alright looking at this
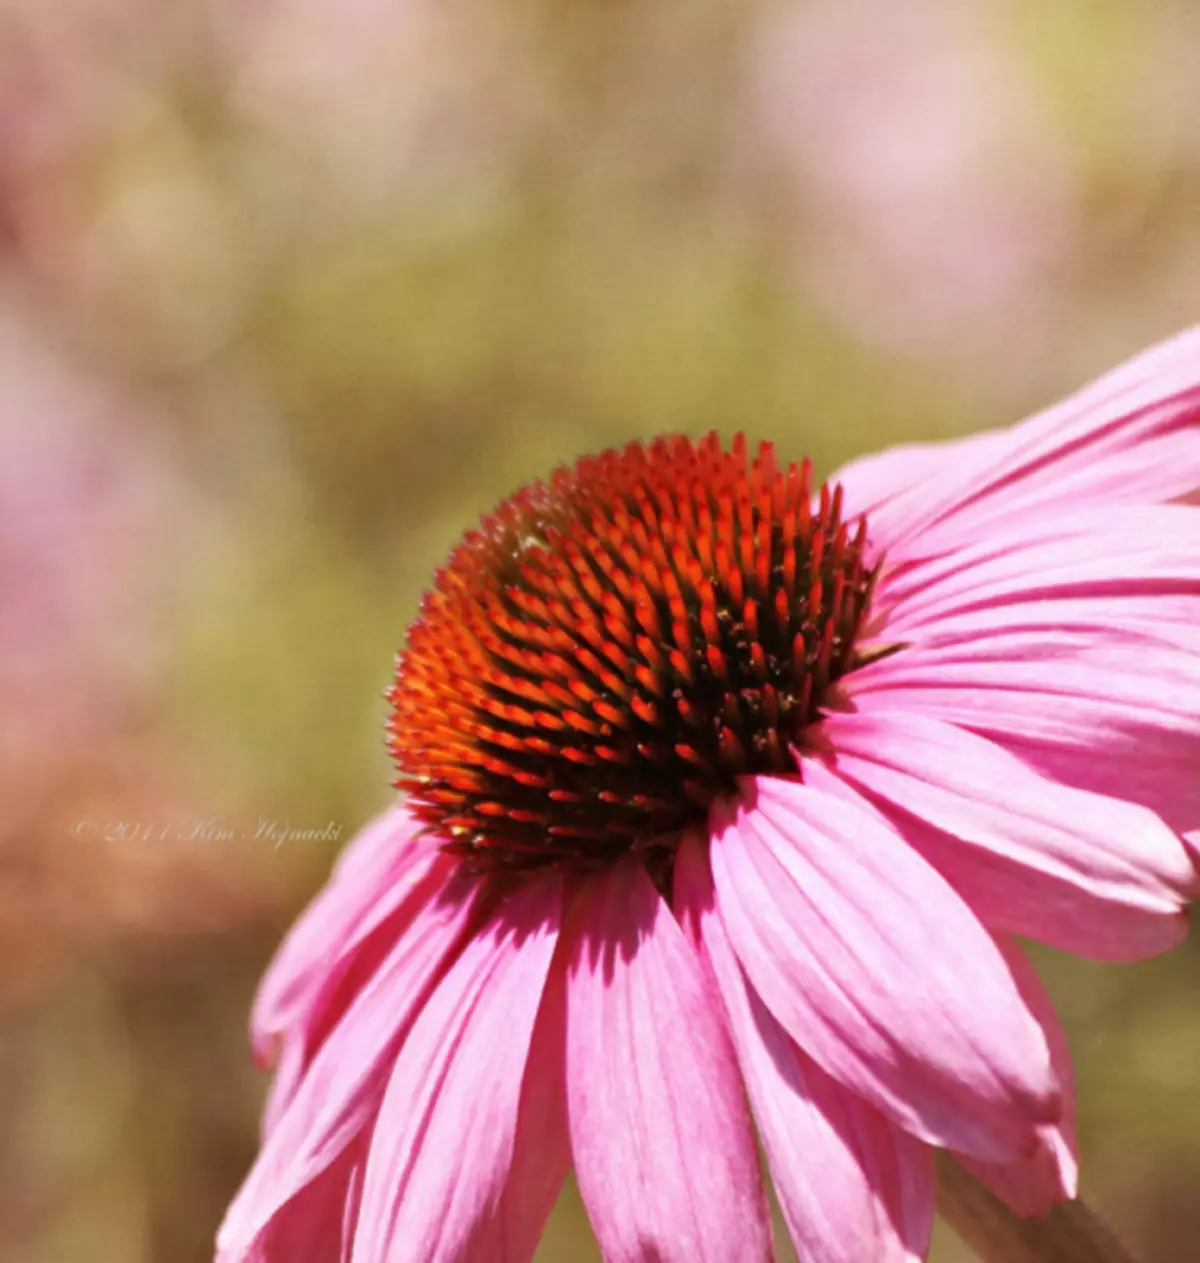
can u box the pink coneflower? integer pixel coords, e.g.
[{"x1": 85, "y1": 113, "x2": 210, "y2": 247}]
[
  {"x1": 219, "y1": 328, "x2": 1200, "y2": 1262},
  {"x1": 221, "y1": 0, "x2": 543, "y2": 215},
  {"x1": 742, "y1": 0, "x2": 1078, "y2": 361}
]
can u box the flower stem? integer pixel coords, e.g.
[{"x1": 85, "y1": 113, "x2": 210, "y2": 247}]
[{"x1": 935, "y1": 1153, "x2": 1140, "y2": 1263}]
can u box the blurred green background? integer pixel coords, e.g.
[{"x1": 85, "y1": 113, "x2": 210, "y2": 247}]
[{"x1": 1, "y1": 0, "x2": 1198, "y2": 1259}]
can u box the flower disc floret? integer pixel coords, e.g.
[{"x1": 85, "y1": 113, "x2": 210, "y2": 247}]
[{"x1": 388, "y1": 432, "x2": 877, "y2": 870}]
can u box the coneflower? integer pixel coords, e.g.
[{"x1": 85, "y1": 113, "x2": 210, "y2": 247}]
[{"x1": 220, "y1": 327, "x2": 1200, "y2": 1263}]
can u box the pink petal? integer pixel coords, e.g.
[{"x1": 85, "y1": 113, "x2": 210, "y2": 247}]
[
  {"x1": 841, "y1": 325, "x2": 1200, "y2": 557},
  {"x1": 220, "y1": 1145, "x2": 365, "y2": 1263},
  {"x1": 956, "y1": 938, "x2": 1077, "y2": 1218},
  {"x1": 816, "y1": 711, "x2": 1194, "y2": 960},
  {"x1": 906, "y1": 426, "x2": 1200, "y2": 563},
  {"x1": 912, "y1": 336, "x2": 1200, "y2": 548},
  {"x1": 848, "y1": 613, "x2": 1200, "y2": 838},
  {"x1": 259, "y1": 1035, "x2": 309, "y2": 1141},
  {"x1": 332, "y1": 801, "x2": 425, "y2": 883},
  {"x1": 490, "y1": 954, "x2": 572, "y2": 1261},
  {"x1": 709, "y1": 775, "x2": 1059, "y2": 1161},
  {"x1": 251, "y1": 804, "x2": 428, "y2": 1069},
  {"x1": 851, "y1": 504, "x2": 1200, "y2": 839},
  {"x1": 218, "y1": 854, "x2": 481, "y2": 1258},
  {"x1": 256, "y1": 826, "x2": 460, "y2": 1137},
  {"x1": 854, "y1": 632, "x2": 1200, "y2": 753},
  {"x1": 874, "y1": 506, "x2": 1200, "y2": 635},
  {"x1": 866, "y1": 594, "x2": 1200, "y2": 656},
  {"x1": 565, "y1": 857, "x2": 772, "y2": 1263},
  {"x1": 675, "y1": 835, "x2": 934, "y2": 1262},
  {"x1": 351, "y1": 877, "x2": 567, "y2": 1263},
  {"x1": 831, "y1": 429, "x2": 1004, "y2": 540}
]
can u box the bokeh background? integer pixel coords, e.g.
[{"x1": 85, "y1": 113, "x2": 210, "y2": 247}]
[{"x1": 1, "y1": 0, "x2": 1198, "y2": 1259}]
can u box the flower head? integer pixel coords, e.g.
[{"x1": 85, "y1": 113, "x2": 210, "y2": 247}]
[
  {"x1": 220, "y1": 328, "x2": 1200, "y2": 1262},
  {"x1": 389, "y1": 436, "x2": 875, "y2": 873}
]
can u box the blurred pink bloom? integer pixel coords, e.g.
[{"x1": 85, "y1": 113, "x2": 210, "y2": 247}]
[
  {"x1": 222, "y1": 0, "x2": 543, "y2": 211},
  {"x1": 0, "y1": 0, "x2": 148, "y2": 166},
  {"x1": 0, "y1": 303, "x2": 178, "y2": 753},
  {"x1": 0, "y1": 1, "x2": 256, "y2": 367},
  {"x1": 0, "y1": 0, "x2": 195, "y2": 225},
  {"x1": 744, "y1": 0, "x2": 1079, "y2": 359},
  {"x1": 0, "y1": 301, "x2": 268, "y2": 997},
  {"x1": 220, "y1": 328, "x2": 1200, "y2": 1261}
]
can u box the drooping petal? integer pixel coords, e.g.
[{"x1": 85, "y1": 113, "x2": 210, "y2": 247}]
[
  {"x1": 709, "y1": 775, "x2": 1059, "y2": 1161},
  {"x1": 251, "y1": 804, "x2": 429, "y2": 1069},
  {"x1": 256, "y1": 812, "x2": 446, "y2": 1137},
  {"x1": 865, "y1": 594, "x2": 1200, "y2": 656},
  {"x1": 489, "y1": 951, "x2": 572, "y2": 1262},
  {"x1": 351, "y1": 877, "x2": 566, "y2": 1263},
  {"x1": 837, "y1": 325, "x2": 1200, "y2": 558},
  {"x1": 830, "y1": 428, "x2": 1004, "y2": 543},
  {"x1": 219, "y1": 1144, "x2": 365, "y2": 1263},
  {"x1": 876, "y1": 506, "x2": 1200, "y2": 635},
  {"x1": 258, "y1": 1035, "x2": 309, "y2": 1141},
  {"x1": 218, "y1": 854, "x2": 481, "y2": 1259},
  {"x1": 850, "y1": 507, "x2": 1200, "y2": 839},
  {"x1": 565, "y1": 856, "x2": 772, "y2": 1263},
  {"x1": 257, "y1": 822, "x2": 471, "y2": 1141},
  {"x1": 911, "y1": 329, "x2": 1200, "y2": 550},
  {"x1": 675, "y1": 834, "x2": 934, "y2": 1263},
  {"x1": 847, "y1": 591, "x2": 1200, "y2": 837},
  {"x1": 816, "y1": 711, "x2": 1195, "y2": 959},
  {"x1": 956, "y1": 938, "x2": 1078, "y2": 1218}
]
